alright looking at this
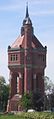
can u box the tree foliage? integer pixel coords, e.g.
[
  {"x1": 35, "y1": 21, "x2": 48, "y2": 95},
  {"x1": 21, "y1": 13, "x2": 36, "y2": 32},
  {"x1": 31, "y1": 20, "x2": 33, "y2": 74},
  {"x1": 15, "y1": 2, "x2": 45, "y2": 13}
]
[
  {"x1": 44, "y1": 76, "x2": 54, "y2": 110},
  {"x1": 0, "y1": 76, "x2": 9, "y2": 112},
  {"x1": 20, "y1": 92, "x2": 44, "y2": 111},
  {"x1": 44, "y1": 76, "x2": 54, "y2": 94},
  {"x1": 21, "y1": 92, "x2": 32, "y2": 111}
]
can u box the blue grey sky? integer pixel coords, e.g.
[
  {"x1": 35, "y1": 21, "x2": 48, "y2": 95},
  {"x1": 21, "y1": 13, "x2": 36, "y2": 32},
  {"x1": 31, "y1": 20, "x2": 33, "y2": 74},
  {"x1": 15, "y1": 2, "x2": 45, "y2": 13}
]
[{"x1": 0, "y1": 0, "x2": 54, "y2": 83}]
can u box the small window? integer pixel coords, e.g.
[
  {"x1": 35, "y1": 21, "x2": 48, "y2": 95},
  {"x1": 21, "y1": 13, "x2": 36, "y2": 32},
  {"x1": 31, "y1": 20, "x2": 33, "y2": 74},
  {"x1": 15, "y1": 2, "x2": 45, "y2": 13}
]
[
  {"x1": 38, "y1": 54, "x2": 45, "y2": 62},
  {"x1": 16, "y1": 54, "x2": 18, "y2": 61},
  {"x1": 13, "y1": 55, "x2": 15, "y2": 61},
  {"x1": 11, "y1": 54, "x2": 18, "y2": 61},
  {"x1": 11, "y1": 55, "x2": 12, "y2": 61}
]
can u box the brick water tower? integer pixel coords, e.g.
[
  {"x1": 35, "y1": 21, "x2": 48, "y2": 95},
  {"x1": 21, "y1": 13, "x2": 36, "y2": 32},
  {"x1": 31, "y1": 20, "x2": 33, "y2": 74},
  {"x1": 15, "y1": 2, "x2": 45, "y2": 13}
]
[{"x1": 7, "y1": 4, "x2": 47, "y2": 111}]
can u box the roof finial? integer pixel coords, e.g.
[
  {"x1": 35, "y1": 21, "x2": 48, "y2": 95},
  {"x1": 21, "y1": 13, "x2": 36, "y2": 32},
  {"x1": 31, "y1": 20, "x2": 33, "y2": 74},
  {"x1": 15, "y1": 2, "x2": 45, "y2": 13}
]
[{"x1": 26, "y1": 2, "x2": 29, "y2": 18}]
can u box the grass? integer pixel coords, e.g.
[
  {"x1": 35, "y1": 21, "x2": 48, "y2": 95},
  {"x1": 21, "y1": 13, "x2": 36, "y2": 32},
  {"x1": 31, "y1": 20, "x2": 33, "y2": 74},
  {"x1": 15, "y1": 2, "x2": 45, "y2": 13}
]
[{"x1": 0, "y1": 112, "x2": 54, "y2": 119}]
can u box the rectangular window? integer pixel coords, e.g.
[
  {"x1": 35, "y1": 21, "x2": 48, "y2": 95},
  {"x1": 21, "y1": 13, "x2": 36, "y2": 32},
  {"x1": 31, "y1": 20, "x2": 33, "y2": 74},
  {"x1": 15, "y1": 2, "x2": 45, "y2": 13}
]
[
  {"x1": 11, "y1": 55, "x2": 12, "y2": 61},
  {"x1": 38, "y1": 54, "x2": 45, "y2": 62},
  {"x1": 13, "y1": 55, "x2": 15, "y2": 61},
  {"x1": 11, "y1": 54, "x2": 18, "y2": 61},
  {"x1": 16, "y1": 54, "x2": 18, "y2": 61}
]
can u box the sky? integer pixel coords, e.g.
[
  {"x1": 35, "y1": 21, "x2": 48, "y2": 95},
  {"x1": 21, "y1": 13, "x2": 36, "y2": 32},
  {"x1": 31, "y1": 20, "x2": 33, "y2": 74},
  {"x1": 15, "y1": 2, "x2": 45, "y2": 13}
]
[{"x1": 0, "y1": 0, "x2": 54, "y2": 83}]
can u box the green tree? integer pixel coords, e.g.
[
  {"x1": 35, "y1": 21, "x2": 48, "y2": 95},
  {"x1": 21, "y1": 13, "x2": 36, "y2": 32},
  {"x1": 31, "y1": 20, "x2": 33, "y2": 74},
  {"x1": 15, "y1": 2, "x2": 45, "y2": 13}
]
[
  {"x1": 44, "y1": 76, "x2": 54, "y2": 110},
  {"x1": 44, "y1": 76, "x2": 54, "y2": 94},
  {"x1": 21, "y1": 92, "x2": 32, "y2": 111},
  {"x1": 0, "y1": 76, "x2": 9, "y2": 112}
]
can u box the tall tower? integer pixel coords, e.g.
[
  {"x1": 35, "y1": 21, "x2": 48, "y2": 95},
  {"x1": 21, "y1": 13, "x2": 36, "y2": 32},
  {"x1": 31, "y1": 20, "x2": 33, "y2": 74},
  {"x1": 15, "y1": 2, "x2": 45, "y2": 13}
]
[{"x1": 8, "y1": 4, "x2": 47, "y2": 111}]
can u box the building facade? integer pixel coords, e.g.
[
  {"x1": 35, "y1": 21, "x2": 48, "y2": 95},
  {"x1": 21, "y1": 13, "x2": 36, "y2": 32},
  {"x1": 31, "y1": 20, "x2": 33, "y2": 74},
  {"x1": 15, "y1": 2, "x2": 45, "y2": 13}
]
[{"x1": 8, "y1": 4, "x2": 47, "y2": 111}]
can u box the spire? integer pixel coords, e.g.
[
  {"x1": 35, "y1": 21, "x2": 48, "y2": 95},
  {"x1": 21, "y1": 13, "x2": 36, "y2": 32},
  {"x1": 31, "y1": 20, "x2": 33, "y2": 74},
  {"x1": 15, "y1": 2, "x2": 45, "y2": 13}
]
[
  {"x1": 26, "y1": 2, "x2": 29, "y2": 18},
  {"x1": 22, "y1": 2, "x2": 32, "y2": 26},
  {"x1": 21, "y1": 3, "x2": 33, "y2": 35}
]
